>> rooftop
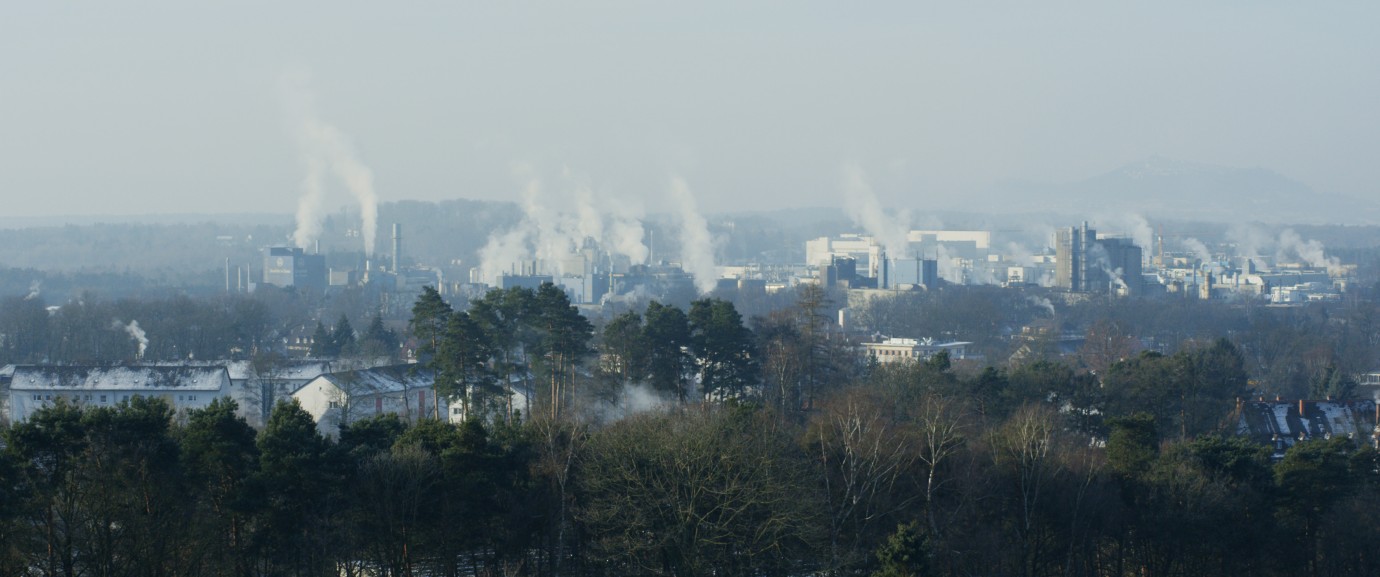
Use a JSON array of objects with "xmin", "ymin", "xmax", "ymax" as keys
[{"xmin": 9, "ymin": 365, "xmax": 230, "ymax": 392}]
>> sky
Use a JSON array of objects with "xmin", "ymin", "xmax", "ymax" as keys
[{"xmin": 1, "ymin": 1, "xmax": 1377, "ymax": 219}]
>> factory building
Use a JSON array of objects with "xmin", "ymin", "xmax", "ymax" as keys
[
  {"xmin": 1055, "ymin": 223, "xmax": 1142, "ymax": 295},
  {"xmin": 806, "ymin": 234, "xmax": 886, "ymax": 279},
  {"xmin": 262, "ymin": 246, "xmax": 327, "ymax": 291},
  {"xmin": 906, "ymin": 230, "xmax": 991, "ymax": 261},
  {"xmin": 883, "ymin": 257, "xmax": 940, "ymax": 289}
]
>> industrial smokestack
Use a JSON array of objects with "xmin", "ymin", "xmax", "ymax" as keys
[{"xmin": 393, "ymin": 223, "xmax": 402, "ymax": 273}]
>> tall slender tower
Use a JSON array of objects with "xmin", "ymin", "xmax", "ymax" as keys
[{"xmin": 392, "ymin": 223, "xmax": 402, "ymax": 274}]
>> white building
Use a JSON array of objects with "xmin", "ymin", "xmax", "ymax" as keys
[
  {"xmin": 862, "ymin": 337, "xmax": 971, "ymax": 365},
  {"xmin": 293, "ymin": 364, "xmax": 439, "ymax": 437},
  {"xmin": 7, "ymin": 365, "xmax": 231, "ymax": 423},
  {"xmin": 806, "ymin": 234, "xmax": 885, "ymax": 277}
]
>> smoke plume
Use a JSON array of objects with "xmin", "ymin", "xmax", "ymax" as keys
[
  {"xmin": 476, "ymin": 167, "xmax": 651, "ymax": 284},
  {"xmin": 284, "ymin": 76, "xmax": 379, "ymax": 256},
  {"xmin": 112, "ymin": 319, "xmax": 148, "ymax": 359},
  {"xmin": 669, "ymin": 177, "xmax": 718, "ymax": 294},
  {"xmin": 842, "ymin": 164, "xmax": 910, "ymax": 257},
  {"xmin": 1227, "ymin": 223, "xmax": 1272, "ymax": 261},
  {"xmin": 1181, "ymin": 238, "xmax": 1214, "ymax": 265},
  {"xmin": 24, "ymin": 280, "xmax": 40, "ymax": 301},
  {"xmin": 1097, "ymin": 214, "xmax": 1154, "ymax": 252},
  {"xmin": 585, "ymin": 383, "xmax": 675, "ymax": 423},
  {"xmin": 1028, "ymin": 296, "xmax": 1055, "ymax": 317},
  {"xmin": 1276, "ymin": 229, "xmax": 1342, "ymax": 273}
]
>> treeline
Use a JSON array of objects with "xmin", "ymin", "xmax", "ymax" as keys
[
  {"xmin": 3, "ymin": 342, "xmax": 1379, "ymax": 577},
  {"xmin": 414, "ymin": 280, "xmax": 869, "ymax": 425},
  {"xmin": 0, "ymin": 293, "xmax": 281, "ymax": 364}
]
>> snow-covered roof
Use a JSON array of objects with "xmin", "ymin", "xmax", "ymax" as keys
[
  {"xmin": 9, "ymin": 365, "xmax": 230, "ymax": 392},
  {"xmin": 1238, "ymin": 399, "xmax": 1377, "ymax": 458},
  {"xmin": 312, "ymin": 364, "xmax": 435, "ymax": 397},
  {"xmin": 153, "ymin": 359, "xmax": 335, "ymax": 381}
]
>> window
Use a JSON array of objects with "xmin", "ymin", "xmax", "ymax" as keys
[
  {"xmin": 33, "ymin": 394, "xmax": 41, "ymax": 401},
  {"xmin": 44, "ymin": 394, "xmax": 51, "ymax": 401},
  {"xmin": 84, "ymin": 394, "xmax": 92, "ymax": 401},
  {"xmin": 178, "ymin": 395, "xmax": 184, "ymax": 401},
  {"xmin": 188, "ymin": 395, "xmax": 197, "ymax": 401},
  {"xmin": 328, "ymin": 400, "xmax": 341, "ymax": 409},
  {"xmin": 100, "ymin": 395, "xmax": 107, "ymax": 403},
  {"xmin": 452, "ymin": 408, "xmax": 463, "ymax": 416}
]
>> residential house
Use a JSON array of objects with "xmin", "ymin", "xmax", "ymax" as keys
[
  {"xmin": 293, "ymin": 364, "xmax": 440, "ymax": 437},
  {"xmin": 6, "ymin": 365, "xmax": 231, "ymax": 423},
  {"xmin": 1236, "ymin": 398, "xmax": 1379, "ymax": 460}
]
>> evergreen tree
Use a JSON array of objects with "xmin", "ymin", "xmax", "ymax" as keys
[
  {"xmin": 532, "ymin": 283, "xmax": 594, "ymax": 420},
  {"xmin": 252, "ymin": 400, "xmax": 337, "ymax": 576},
  {"xmin": 332, "ymin": 314, "xmax": 357, "ymax": 357},
  {"xmin": 409, "ymin": 286, "xmax": 453, "ymax": 364},
  {"xmin": 435, "ymin": 311, "xmax": 495, "ymax": 419},
  {"xmin": 470, "ymin": 287, "xmax": 539, "ymax": 421},
  {"xmin": 600, "ymin": 310, "xmax": 648, "ymax": 386},
  {"xmin": 359, "ymin": 313, "xmax": 400, "ymax": 359},
  {"xmin": 309, "ymin": 321, "xmax": 333, "ymax": 357},
  {"xmin": 182, "ymin": 398, "xmax": 259, "ymax": 577},
  {"xmin": 873, "ymin": 522, "xmax": 929, "ymax": 577},
  {"xmin": 411, "ymin": 287, "xmax": 455, "ymax": 419},
  {"xmin": 689, "ymin": 298, "xmax": 759, "ymax": 400},
  {"xmin": 644, "ymin": 301, "xmax": 693, "ymax": 401}
]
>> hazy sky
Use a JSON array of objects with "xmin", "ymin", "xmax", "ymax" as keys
[{"xmin": 2, "ymin": 1, "xmax": 1377, "ymax": 218}]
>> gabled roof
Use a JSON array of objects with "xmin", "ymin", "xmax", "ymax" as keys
[
  {"xmin": 311, "ymin": 364, "xmax": 435, "ymax": 397},
  {"xmin": 1237, "ymin": 399, "xmax": 1378, "ymax": 457},
  {"xmin": 9, "ymin": 365, "xmax": 230, "ymax": 392}
]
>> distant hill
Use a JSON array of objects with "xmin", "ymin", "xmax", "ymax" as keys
[{"xmin": 983, "ymin": 157, "xmax": 1380, "ymax": 225}]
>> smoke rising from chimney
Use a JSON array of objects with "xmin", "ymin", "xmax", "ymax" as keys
[
  {"xmin": 283, "ymin": 74, "xmax": 380, "ymax": 257},
  {"xmin": 669, "ymin": 176, "xmax": 718, "ymax": 294},
  {"xmin": 1182, "ymin": 238, "xmax": 1214, "ymax": 265},
  {"xmin": 842, "ymin": 164, "xmax": 910, "ymax": 257},
  {"xmin": 477, "ymin": 167, "xmax": 650, "ymax": 284},
  {"xmin": 112, "ymin": 319, "xmax": 148, "ymax": 359},
  {"xmin": 1276, "ymin": 229, "xmax": 1342, "ymax": 273}
]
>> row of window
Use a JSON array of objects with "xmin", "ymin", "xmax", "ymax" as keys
[{"xmin": 29, "ymin": 393, "xmax": 200, "ymax": 403}]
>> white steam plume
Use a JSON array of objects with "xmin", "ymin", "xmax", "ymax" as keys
[
  {"xmin": 24, "ymin": 280, "xmax": 40, "ymax": 301},
  {"xmin": 669, "ymin": 177, "xmax": 718, "ymax": 294},
  {"xmin": 1094, "ymin": 214, "xmax": 1154, "ymax": 263},
  {"xmin": 293, "ymin": 159, "xmax": 327, "ymax": 250},
  {"xmin": 1028, "ymin": 296, "xmax": 1055, "ymax": 317},
  {"xmin": 1181, "ymin": 238, "xmax": 1213, "ymax": 265},
  {"xmin": 476, "ymin": 168, "xmax": 650, "ymax": 284},
  {"xmin": 1227, "ymin": 223, "xmax": 1272, "ymax": 261},
  {"xmin": 111, "ymin": 319, "xmax": 148, "ymax": 359},
  {"xmin": 1276, "ymin": 229, "xmax": 1342, "ymax": 273},
  {"xmin": 284, "ymin": 75, "xmax": 379, "ymax": 256},
  {"xmin": 842, "ymin": 164, "xmax": 910, "ymax": 257},
  {"xmin": 478, "ymin": 226, "xmax": 533, "ymax": 285},
  {"xmin": 1086, "ymin": 243, "xmax": 1129, "ymax": 293},
  {"xmin": 584, "ymin": 383, "xmax": 674, "ymax": 423}
]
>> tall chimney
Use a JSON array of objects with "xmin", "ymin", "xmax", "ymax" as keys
[{"xmin": 392, "ymin": 223, "xmax": 402, "ymax": 274}]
